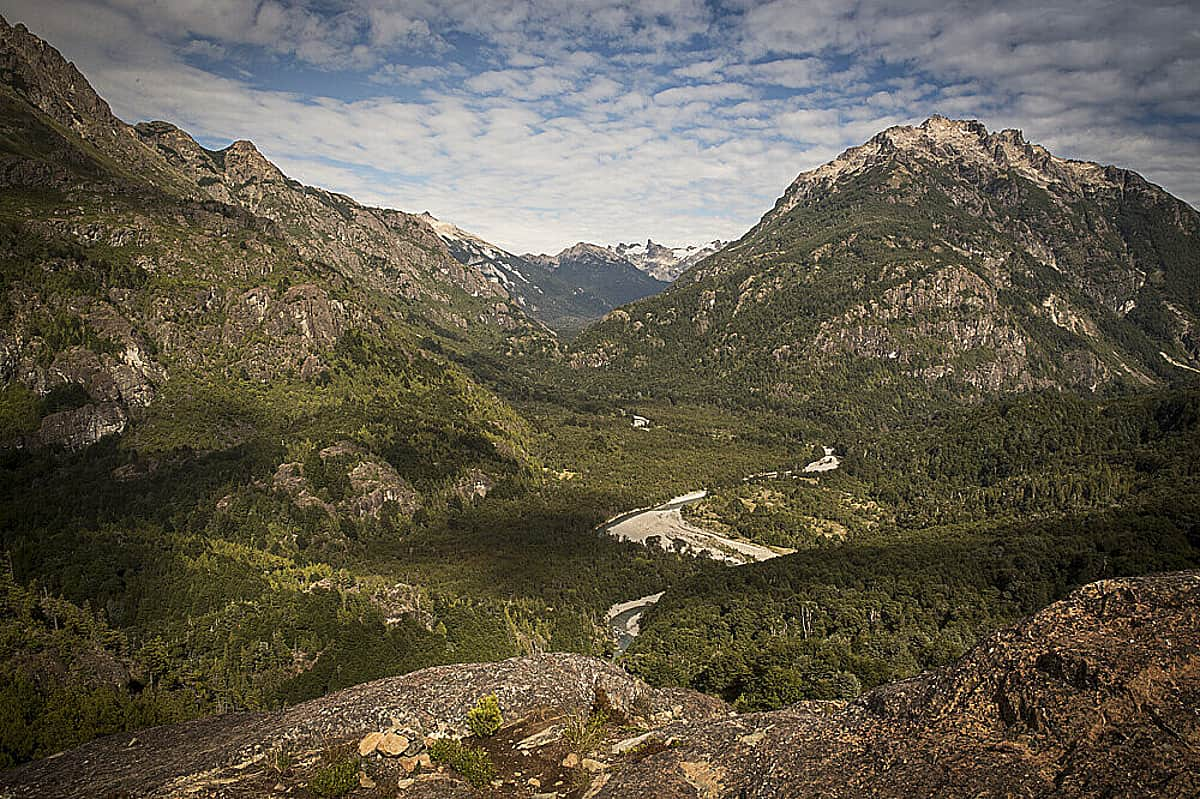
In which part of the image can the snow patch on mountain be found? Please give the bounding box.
[422,213,535,294]
[614,239,727,282]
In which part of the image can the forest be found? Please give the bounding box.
[3,372,1198,763]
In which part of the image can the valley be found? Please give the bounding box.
[0,12,1198,798]
[603,490,792,564]
[602,488,793,653]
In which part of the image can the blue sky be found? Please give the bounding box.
[3,1,1199,253]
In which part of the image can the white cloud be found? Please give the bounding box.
[653,82,755,106]
[1,0,1196,255]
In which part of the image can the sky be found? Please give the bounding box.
[2,1,1198,254]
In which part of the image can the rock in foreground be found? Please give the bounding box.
[2,573,1197,798]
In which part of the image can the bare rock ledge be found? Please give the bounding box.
[2,572,1197,798]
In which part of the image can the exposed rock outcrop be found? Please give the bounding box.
[0,15,552,456]
[270,442,420,521]
[569,116,1200,402]
[2,572,1196,798]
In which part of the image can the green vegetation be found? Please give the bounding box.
[562,707,608,756]
[0,570,202,768]
[466,693,503,737]
[0,385,40,441]
[307,749,359,798]
[622,388,1200,709]
[428,737,497,788]
[4,37,1200,774]
[549,149,1200,422]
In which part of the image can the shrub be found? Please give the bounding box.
[308,750,359,798]
[562,708,607,756]
[268,745,293,774]
[428,737,497,788]
[466,693,503,737]
[0,384,40,440]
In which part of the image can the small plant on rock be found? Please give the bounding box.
[428,738,497,788]
[466,693,503,737]
[268,744,293,775]
[307,747,359,798]
[562,707,608,757]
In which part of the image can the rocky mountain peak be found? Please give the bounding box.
[918,113,989,138]
[220,138,284,182]
[764,115,1149,231]
[572,112,1200,401]
[0,15,117,133]
[556,241,628,263]
[614,238,726,282]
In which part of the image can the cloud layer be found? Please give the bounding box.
[4,0,1198,253]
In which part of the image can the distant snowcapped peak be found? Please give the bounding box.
[612,238,728,282]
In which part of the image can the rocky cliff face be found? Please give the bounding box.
[2,571,1195,798]
[569,116,1200,408]
[0,16,543,451]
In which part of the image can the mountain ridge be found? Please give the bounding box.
[566,114,1200,414]
[2,18,1199,797]
[613,238,726,282]
[518,240,670,318]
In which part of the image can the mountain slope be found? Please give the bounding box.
[0,16,576,756]
[525,242,669,312]
[568,116,1200,415]
[421,213,615,334]
[0,15,544,452]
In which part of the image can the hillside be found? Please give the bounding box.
[421,214,615,335]
[524,243,669,313]
[3,16,1200,792]
[0,16,635,762]
[567,116,1200,418]
[3,572,1196,797]
[0,16,549,452]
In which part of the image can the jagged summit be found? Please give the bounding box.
[614,238,726,281]
[570,113,1200,403]
[765,114,1130,227]
[552,241,629,262]
[0,16,116,129]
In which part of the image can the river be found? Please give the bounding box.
[602,490,795,653]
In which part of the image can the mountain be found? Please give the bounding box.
[4,571,1197,797]
[0,15,575,758]
[0,15,546,453]
[567,116,1200,415]
[614,238,727,282]
[524,242,669,311]
[420,213,617,335]
[4,18,1200,790]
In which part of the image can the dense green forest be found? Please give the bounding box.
[4,375,1198,763]
[625,388,1200,707]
